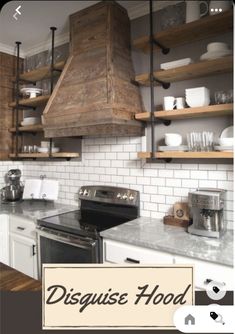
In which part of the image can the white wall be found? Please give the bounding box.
[19,137,234,229]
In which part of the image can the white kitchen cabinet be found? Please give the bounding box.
[103,239,233,290]
[103,239,174,264]
[174,255,234,291]
[0,214,10,265]
[9,215,38,279]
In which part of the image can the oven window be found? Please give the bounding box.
[39,236,95,264]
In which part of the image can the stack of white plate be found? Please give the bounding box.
[215,126,234,152]
[185,87,210,108]
[200,42,232,61]
[158,145,188,152]
[160,58,192,70]
[21,117,41,126]
[21,87,43,99]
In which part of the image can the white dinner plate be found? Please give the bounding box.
[200,50,232,61]
[158,145,188,152]
[220,126,233,138]
[214,146,233,152]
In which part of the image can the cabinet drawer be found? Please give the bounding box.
[174,255,233,290]
[104,239,173,264]
[10,215,36,239]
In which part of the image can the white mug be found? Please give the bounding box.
[163,96,175,110]
[186,0,208,23]
[175,97,185,109]
[209,1,231,15]
[165,133,182,146]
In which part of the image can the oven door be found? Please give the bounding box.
[37,227,99,278]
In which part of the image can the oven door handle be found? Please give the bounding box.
[36,227,97,250]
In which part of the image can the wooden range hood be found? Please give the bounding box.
[43,1,144,138]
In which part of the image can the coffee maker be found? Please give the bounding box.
[1,169,24,203]
[188,188,226,238]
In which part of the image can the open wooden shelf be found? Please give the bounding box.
[19,61,65,83]
[9,152,80,159]
[135,56,233,86]
[138,151,233,159]
[9,95,50,108]
[133,10,233,53]
[9,124,43,133]
[135,103,233,121]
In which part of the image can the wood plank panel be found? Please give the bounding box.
[135,56,233,86]
[133,10,233,53]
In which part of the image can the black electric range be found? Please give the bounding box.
[36,186,140,276]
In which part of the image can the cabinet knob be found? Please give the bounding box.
[32,245,36,256]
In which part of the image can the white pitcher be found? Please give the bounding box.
[186,1,208,23]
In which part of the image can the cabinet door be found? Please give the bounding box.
[0,214,9,265]
[10,233,38,279]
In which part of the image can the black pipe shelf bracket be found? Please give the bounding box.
[152,38,170,55]
[153,75,171,89]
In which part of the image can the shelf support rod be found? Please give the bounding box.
[15,41,21,158]
[149,0,155,158]
[50,26,57,94]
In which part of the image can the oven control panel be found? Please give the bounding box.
[78,186,139,206]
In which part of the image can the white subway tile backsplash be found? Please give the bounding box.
[1,137,233,230]
[174,170,190,178]
[208,171,227,180]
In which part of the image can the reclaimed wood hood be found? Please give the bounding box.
[42,1,144,138]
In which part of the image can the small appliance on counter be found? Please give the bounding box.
[0,169,24,203]
[188,188,226,238]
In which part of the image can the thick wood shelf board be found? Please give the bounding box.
[138,151,233,159]
[9,125,43,133]
[20,61,65,83]
[9,95,50,108]
[133,10,233,53]
[135,104,233,121]
[135,56,233,86]
[9,152,80,159]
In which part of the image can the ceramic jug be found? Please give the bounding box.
[186,1,208,23]
[209,1,231,15]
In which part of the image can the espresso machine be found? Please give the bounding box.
[188,188,226,238]
[1,169,24,203]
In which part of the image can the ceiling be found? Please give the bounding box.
[0,1,181,56]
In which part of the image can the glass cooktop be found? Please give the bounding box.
[37,209,134,238]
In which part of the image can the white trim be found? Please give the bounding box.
[128,1,182,20]
[24,32,70,57]
[0,42,26,57]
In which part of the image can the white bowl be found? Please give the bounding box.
[165,133,182,146]
[186,97,210,108]
[219,138,234,146]
[38,147,60,153]
[21,117,40,126]
[207,42,229,53]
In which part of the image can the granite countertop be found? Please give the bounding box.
[0,200,77,222]
[101,217,233,267]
